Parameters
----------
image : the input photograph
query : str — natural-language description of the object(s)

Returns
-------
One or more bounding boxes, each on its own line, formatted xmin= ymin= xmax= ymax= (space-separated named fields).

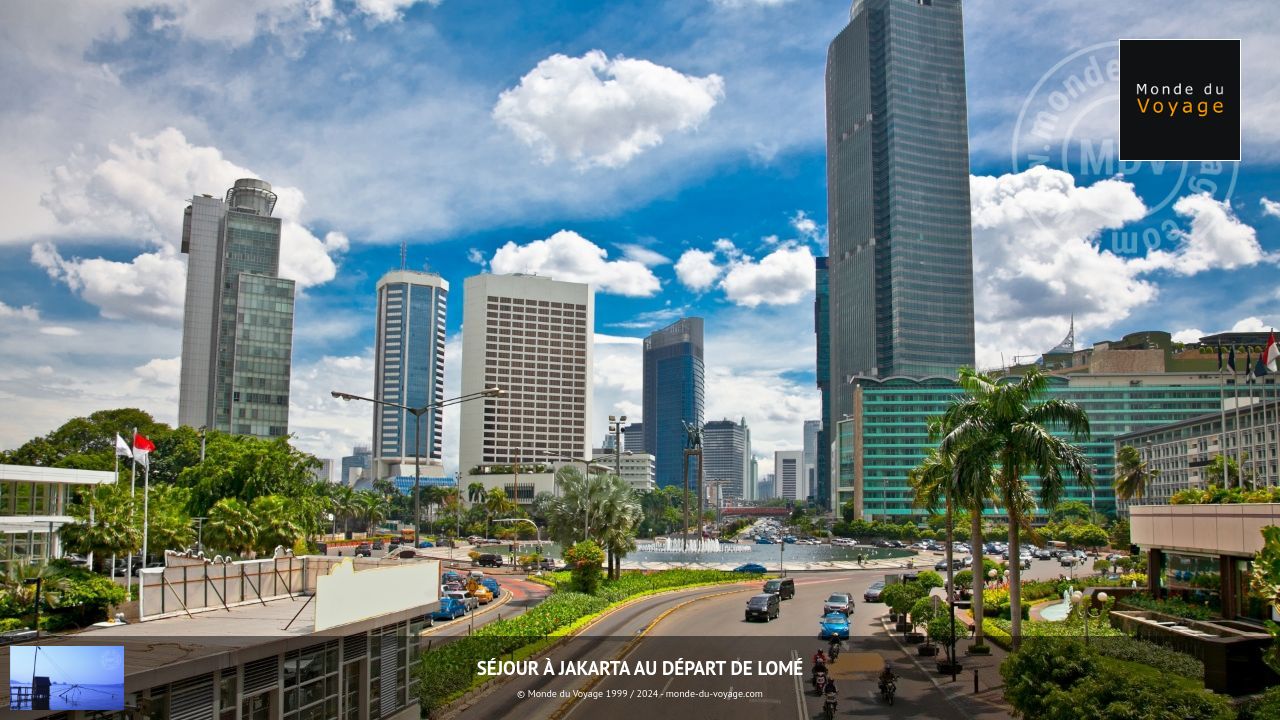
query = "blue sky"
xmin=9 ymin=645 xmax=125 ymax=686
xmin=1 ymin=0 xmax=1279 ymax=476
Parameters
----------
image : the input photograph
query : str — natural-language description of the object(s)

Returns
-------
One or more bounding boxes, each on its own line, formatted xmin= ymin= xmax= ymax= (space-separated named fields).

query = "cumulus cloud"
xmin=489 ymin=230 xmax=660 ymax=296
xmin=1263 ymin=198 xmax=1280 ymax=219
xmin=36 ymin=128 xmax=347 ymax=322
xmin=493 ymin=50 xmax=725 ymax=169
xmin=720 ymin=244 xmax=816 ymax=307
xmin=711 ymin=0 xmax=796 ymax=7
xmin=1171 ymin=328 xmax=1204 ymax=344
xmin=790 ymin=210 xmax=822 ymax=246
xmin=0 ymin=302 xmax=39 ymax=322
xmin=674 ymin=249 xmax=723 ymax=292
xmin=39 ymin=326 xmax=80 ymax=337
xmin=618 ymin=243 xmax=670 ymax=267
xmin=353 ymin=0 xmax=440 ymax=24
xmin=1173 ymin=318 xmax=1273 ymax=346
xmin=466 ymin=248 xmax=487 ymax=267
xmin=1133 ymin=195 xmax=1263 ymax=276
xmin=969 ymin=166 xmax=1152 ymax=367
xmin=134 ymin=356 xmax=180 ymax=384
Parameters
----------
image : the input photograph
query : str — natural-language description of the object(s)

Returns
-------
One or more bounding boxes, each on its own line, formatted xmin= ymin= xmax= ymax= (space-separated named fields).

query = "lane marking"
xmin=791 ymin=649 xmax=806 ymax=720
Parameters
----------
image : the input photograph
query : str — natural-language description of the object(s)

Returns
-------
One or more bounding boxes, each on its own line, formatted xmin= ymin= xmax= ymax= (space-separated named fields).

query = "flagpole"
xmin=142 ymin=460 xmax=150 ymax=578
xmin=1233 ymin=349 xmax=1243 ymax=490
xmin=1219 ymin=344 xmax=1227 ymax=491
xmin=127 ymin=427 xmax=137 ymax=596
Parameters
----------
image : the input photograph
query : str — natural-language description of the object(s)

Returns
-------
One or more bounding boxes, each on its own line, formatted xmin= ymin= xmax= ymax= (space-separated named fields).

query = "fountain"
xmin=1040 ymin=586 xmax=1074 ymax=622
xmin=635 ymin=537 xmax=751 ymax=553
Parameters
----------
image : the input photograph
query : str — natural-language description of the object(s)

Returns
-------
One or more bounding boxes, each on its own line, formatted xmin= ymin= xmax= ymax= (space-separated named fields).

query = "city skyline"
xmin=2 ymin=2 xmax=1280 ymax=480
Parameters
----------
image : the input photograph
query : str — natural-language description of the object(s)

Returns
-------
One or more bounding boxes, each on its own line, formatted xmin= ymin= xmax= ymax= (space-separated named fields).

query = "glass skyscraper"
xmin=373 ymin=270 xmax=449 ymax=467
xmin=643 ymin=318 xmax=705 ymax=489
xmin=703 ymin=418 xmax=751 ymax=501
xmin=815 ymin=256 xmax=832 ymax=508
xmin=179 ymin=179 xmax=295 ymax=439
xmin=824 ymin=0 xmax=976 ymax=433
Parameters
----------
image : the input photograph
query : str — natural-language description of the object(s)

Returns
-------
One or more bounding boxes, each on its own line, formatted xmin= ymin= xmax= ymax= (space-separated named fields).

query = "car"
xmin=1018 ymin=556 xmax=1032 ymax=569
xmin=441 ymin=582 xmax=463 ymax=593
xmin=444 ymin=590 xmax=479 ymax=611
xmin=418 ymin=541 xmax=434 ymax=548
xmin=62 ymin=553 xmax=89 ymax=567
xmin=372 ymin=540 xmax=384 ymax=551
xmin=745 ymin=593 xmax=780 ymax=622
xmin=823 ymin=592 xmax=854 ymax=616
xmin=132 ymin=561 xmax=165 ymax=576
xmin=475 ymin=554 xmax=504 ymax=568
xmin=763 ymin=577 xmax=795 ymax=600
xmin=874 ymin=540 xmax=893 ymax=548
xmin=819 ymin=612 xmax=851 ymax=639
xmin=480 ymin=577 xmax=501 ymax=595
xmin=538 ymin=558 xmax=558 ymax=571
xmin=1035 ymin=549 xmax=1052 ymax=560
xmin=935 ymin=558 xmax=964 ymax=571
xmin=863 ymin=581 xmax=886 ymax=602
xmin=470 ymin=585 xmax=494 ymax=604
xmin=442 ymin=570 xmax=465 ymax=583
xmin=355 ymin=543 xmax=372 ymax=557
xmin=1060 ymin=555 xmax=1080 ymax=567
xmin=733 ymin=563 xmax=768 ymax=574
xmin=432 ymin=597 xmax=467 ymax=621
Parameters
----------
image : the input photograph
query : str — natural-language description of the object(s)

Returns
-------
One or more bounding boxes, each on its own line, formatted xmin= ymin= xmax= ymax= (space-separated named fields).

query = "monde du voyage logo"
xmin=1120 ymin=39 xmax=1241 ymax=162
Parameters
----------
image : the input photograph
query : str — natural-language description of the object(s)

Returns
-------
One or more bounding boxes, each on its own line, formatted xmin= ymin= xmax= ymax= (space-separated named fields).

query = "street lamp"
xmin=607 ymin=415 xmax=627 ymax=479
xmin=1071 ymin=590 xmax=1108 ymax=645
xmin=332 ymin=386 xmax=502 ymax=549
xmin=987 ymin=568 xmax=997 ymax=588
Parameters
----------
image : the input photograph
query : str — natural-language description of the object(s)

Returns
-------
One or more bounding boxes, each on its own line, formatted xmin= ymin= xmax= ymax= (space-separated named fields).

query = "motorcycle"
xmin=828 ymin=640 xmax=841 ymax=661
xmin=823 ymin=690 xmax=838 ymax=720
xmin=879 ymin=676 xmax=896 ymax=706
xmin=813 ymin=669 xmax=828 ymax=694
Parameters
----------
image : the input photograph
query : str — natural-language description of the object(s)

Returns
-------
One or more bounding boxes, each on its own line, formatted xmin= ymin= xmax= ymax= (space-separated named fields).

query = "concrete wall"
xmin=1130 ymin=503 xmax=1280 ymax=556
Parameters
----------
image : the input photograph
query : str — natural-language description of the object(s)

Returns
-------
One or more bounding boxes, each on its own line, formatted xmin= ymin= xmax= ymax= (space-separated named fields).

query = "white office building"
xmin=592 ymin=452 xmax=657 ymax=493
xmin=774 ymin=450 xmax=803 ymax=501
xmin=458 ymin=274 xmax=593 ymax=477
xmin=0 ymin=464 xmax=115 ymax=569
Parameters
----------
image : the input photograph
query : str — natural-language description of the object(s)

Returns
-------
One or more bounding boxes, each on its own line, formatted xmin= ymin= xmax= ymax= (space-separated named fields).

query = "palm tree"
xmin=908 ymin=445 xmax=963 ymax=658
xmin=938 ymin=368 xmax=1093 ymax=648
xmin=467 ymin=481 xmax=487 ymax=506
xmin=595 ymin=475 xmax=641 ymax=579
xmin=205 ymin=498 xmax=258 ymax=557
xmin=330 ymin=484 xmax=357 ymax=536
xmin=1114 ymin=445 xmax=1158 ymax=502
xmin=250 ymin=494 xmax=305 ymax=555
xmin=355 ymin=491 xmax=389 ymax=532
xmin=59 ymin=483 xmax=140 ymax=571
xmin=546 ymin=466 xmax=592 ymax=545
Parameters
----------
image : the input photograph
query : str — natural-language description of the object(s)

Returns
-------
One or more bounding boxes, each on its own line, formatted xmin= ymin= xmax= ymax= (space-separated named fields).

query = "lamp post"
xmin=24 ymin=577 xmax=41 ymax=639
xmin=332 ymin=387 xmax=502 ymax=549
xmin=987 ymin=568 xmax=997 ymax=588
xmin=607 ymin=415 xmax=627 ymax=479
xmin=1071 ymin=590 xmax=1108 ymax=645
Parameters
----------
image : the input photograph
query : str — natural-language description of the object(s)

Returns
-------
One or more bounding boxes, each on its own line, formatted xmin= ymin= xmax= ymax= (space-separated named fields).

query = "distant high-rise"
xmin=341 ymin=444 xmax=372 ymax=486
xmin=748 ymin=457 xmax=759 ymax=502
xmin=458 ymin=274 xmax=593 ymax=474
xmin=622 ymin=422 xmax=645 ymax=453
xmin=178 ymin=178 xmax=295 ymax=438
xmin=824 ymin=0 xmax=976 ymax=430
xmin=775 ymin=450 xmax=803 ymax=501
xmin=643 ymin=318 xmax=705 ymax=489
xmin=703 ymin=418 xmax=751 ymax=501
xmin=373 ymin=270 xmax=448 ymax=476
xmin=815 ymin=257 xmax=831 ymax=508
xmin=803 ymin=420 xmax=821 ymax=501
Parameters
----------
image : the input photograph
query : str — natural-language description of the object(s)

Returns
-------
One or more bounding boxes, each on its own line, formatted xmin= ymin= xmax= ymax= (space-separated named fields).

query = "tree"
xmin=1113 ymin=445 xmax=1157 ymax=502
xmin=563 ymin=540 xmax=605 ymax=594
xmin=1050 ymin=499 xmax=1093 ymax=523
xmin=1068 ymin=523 xmax=1109 ymax=552
xmin=467 ymin=482 xmax=487 ymax=506
xmin=595 ymin=475 xmax=641 ymax=579
xmin=143 ymin=485 xmax=195 ymax=554
xmin=355 ymin=491 xmax=389 ymax=532
xmin=1206 ymin=452 xmax=1254 ymax=488
xmin=1250 ymin=525 xmax=1280 ymax=675
xmin=59 ymin=483 xmax=141 ymax=570
xmin=329 ymin=484 xmax=357 ymax=535
xmin=250 ymin=495 xmax=304 ymax=554
xmin=204 ymin=498 xmax=258 ymax=557
xmin=938 ymin=368 xmax=1093 ymax=648
xmin=1108 ymin=519 xmax=1130 ymax=549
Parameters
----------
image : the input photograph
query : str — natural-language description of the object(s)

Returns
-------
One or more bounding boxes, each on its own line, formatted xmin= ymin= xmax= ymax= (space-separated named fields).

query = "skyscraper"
xmin=622 ymin=422 xmax=645 ymax=453
xmin=643 ymin=318 xmax=705 ymax=489
xmin=815 ymin=256 xmax=832 ymax=508
xmin=803 ymin=419 xmax=821 ymax=501
xmin=703 ymin=418 xmax=751 ymax=501
xmin=178 ymin=178 xmax=295 ymax=439
xmin=340 ymin=444 xmax=372 ymax=487
xmin=458 ymin=274 xmax=593 ymax=474
xmin=774 ymin=450 xmax=803 ymax=501
xmin=372 ymin=270 xmax=449 ymax=478
xmin=824 ymin=0 xmax=976 ymax=423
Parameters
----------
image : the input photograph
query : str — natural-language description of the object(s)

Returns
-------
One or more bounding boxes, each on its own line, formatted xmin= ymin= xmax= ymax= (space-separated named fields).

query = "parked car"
xmin=538 ymin=558 xmax=558 ymax=571
xmin=733 ymin=563 xmax=769 ymax=574
xmin=763 ymin=577 xmax=795 ymax=600
xmin=418 ymin=540 xmax=434 ymax=548
xmin=432 ymin=597 xmax=467 ymax=621
xmin=475 ymin=553 xmax=504 ymax=568
xmin=823 ymin=592 xmax=854 ymax=616
xmin=1060 ymin=555 xmax=1080 ymax=567
xmin=745 ymin=593 xmax=780 ymax=622
xmin=935 ymin=558 xmax=964 ymax=571
xmin=819 ymin=612 xmax=851 ymax=639
xmin=1035 ymin=548 xmax=1053 ymax=560
xmin=355 ymin=543 xmax=372 ymax=557
xmin=444 ymin=590 xmax=478 ymax=611
xmin=863 ymin=581 xmax=886 ymax=603
xmin=132 ymin=561 xmax=165 ymax=576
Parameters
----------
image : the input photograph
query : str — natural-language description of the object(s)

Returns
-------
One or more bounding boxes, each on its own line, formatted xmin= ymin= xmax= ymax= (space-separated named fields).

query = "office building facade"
xmin=774 ymin=450 xmax=803 ymax=502
xmin=814 ymin=256 xmax=832 ymax=509
xmin=803 ymin=419 xmax=821 ymax=502
xmin=839 ymin=374 xmax=1227 ymax=521
xmin=703 ymin=418 xmax=751 ymax=501
xmin=0 ymin=464 xmax=114 ymax=571
xmin=622 ymin=422 xmax=645 ymax=453
xmin=341 ymin=445 xmax=372 ymax=487
xmin=592 ymin=452 xmax=657 ymax=493
xmin=372 ymin=270 xmax=449 ymax=477
xmin=458 ymin=274 xmax=593 ymax=474
xmin=179 ymin=178 xmax=295 ymax=439
xmin=643 ymin=318 xmax=705 ymax=489
xmin=823 ymin=0 xmax=976 ymax=460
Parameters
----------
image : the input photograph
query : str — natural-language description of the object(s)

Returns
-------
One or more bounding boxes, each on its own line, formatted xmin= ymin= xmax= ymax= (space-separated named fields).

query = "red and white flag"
xmin=133 ymin=433 xmax=156 ymax=468
xmin=1265 ymin=330 xmax=1280 ymax=374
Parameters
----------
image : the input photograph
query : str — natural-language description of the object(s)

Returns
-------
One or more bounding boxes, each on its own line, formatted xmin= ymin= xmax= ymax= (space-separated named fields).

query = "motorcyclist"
xmin=827 ymin=635 xmax=842 ymax=659
xmin=812 ymin=649 xmax=828 ymax=672
xmin=819 ymin=675 xmax=838 ymax=695
xmin=878 ymin=663 xmax=897 ymax=692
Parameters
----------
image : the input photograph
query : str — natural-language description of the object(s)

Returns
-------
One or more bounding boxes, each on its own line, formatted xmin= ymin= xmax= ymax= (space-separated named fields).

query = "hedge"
xmin=1117 ymin=592 xmax=1215 ymax=621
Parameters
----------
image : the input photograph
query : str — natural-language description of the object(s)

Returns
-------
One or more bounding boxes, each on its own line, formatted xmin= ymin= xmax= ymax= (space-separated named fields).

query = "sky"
xmin=2 ymin=0 xmax=1279 ymax=477
xmin=9 ymin=645 xmax=125 ymax=686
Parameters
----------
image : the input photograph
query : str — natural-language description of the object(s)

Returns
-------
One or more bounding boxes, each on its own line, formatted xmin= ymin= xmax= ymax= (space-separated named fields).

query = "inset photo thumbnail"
xmin=9 ymin=645 xmax=124 ymax=712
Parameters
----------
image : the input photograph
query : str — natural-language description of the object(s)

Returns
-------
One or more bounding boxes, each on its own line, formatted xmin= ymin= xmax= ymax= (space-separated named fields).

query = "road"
xmin=446 ymin=555 xmax=1092 ymax=720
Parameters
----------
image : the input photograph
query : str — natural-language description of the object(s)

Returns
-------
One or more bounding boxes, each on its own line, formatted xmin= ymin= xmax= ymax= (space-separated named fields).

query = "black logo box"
xmin=1119 ymin=39 xmax=1240 ymax=162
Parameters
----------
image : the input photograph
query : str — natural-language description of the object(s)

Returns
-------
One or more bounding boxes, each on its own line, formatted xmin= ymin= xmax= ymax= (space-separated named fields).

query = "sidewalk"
xmin=881 ymin=605 xmax=1014 ymax=720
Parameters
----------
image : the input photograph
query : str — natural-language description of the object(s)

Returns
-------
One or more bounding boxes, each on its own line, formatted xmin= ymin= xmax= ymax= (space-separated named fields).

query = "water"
xmin=9 ymin=682 xmax=124 ymax=711
xmin=1040 ymin=599 xmax=1072 ymax=622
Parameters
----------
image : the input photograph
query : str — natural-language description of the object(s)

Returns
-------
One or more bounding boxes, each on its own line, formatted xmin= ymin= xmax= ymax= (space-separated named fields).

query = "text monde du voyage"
xmin=1134 ymin=82 xmax=1228 ymax=118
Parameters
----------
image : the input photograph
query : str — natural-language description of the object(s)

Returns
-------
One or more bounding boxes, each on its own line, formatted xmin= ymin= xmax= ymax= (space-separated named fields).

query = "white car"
xmin=445 ymin=590 xmax=479 ymax=611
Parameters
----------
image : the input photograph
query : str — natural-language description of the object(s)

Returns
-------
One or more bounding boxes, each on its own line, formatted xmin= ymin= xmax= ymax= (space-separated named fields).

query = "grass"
xmin=1096 ymin=656 xmax=1201 ymax=691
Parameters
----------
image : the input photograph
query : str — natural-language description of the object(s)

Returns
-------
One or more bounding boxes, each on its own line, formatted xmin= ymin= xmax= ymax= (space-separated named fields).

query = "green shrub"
xmin=909 ymin=597 xmax=936 ymax=630
xmin=1053 ymin=669 xmax=1234 ymax=720
xmin=928 ymin=612 xmax=961 ymax=646
xmin=1238 ymin=685 xmax=1280 ymax=720
xmin=1117 ymin=592 xmax=1215 ymax=621
xmin=1089 ymin=637 xmax=1203 ymax=680
xmin=914 ymin=570 xmax=944 ymax=590
xmin=0 ymin=617 xmax=25 ymax=632
xmin=1001 ymin=639 xmax=1100 ymax=718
